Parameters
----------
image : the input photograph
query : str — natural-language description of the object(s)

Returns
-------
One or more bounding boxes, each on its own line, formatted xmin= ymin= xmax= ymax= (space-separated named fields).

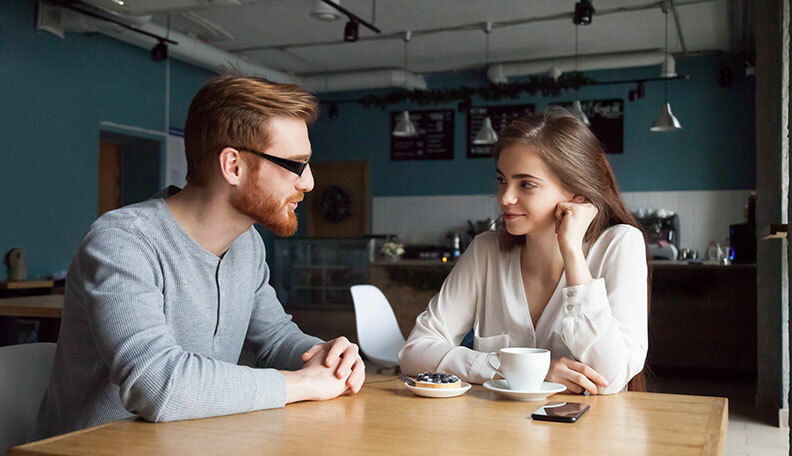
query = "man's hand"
xmin=301 ymin=336 xmax=366 ymax=394
xmin=280 ymin=359 xmax=349 ymax=403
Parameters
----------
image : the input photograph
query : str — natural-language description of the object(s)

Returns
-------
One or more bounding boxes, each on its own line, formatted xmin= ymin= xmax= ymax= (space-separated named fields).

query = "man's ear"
xmin=218 ymin=147 xmax=243 ymax=186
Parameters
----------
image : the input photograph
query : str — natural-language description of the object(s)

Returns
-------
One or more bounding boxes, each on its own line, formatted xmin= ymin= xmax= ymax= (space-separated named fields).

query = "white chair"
xmin=0 ymin=343 xmax=56 ymax=456
xmin=350 ymin=285 xmax=406 ymax=367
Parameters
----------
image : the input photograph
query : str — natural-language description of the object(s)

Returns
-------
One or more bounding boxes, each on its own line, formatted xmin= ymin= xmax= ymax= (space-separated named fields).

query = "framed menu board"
xmin=467 ymin=104 xmax=536 ymax=158
xmin=390 ymin=109 xmax=454 ymax=161
xmin=557 ymin=99 xmax=624 ymax=154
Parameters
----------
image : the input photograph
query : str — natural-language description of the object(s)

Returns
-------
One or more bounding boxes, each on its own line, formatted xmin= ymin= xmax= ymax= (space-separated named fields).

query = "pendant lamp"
xmin=572 ymin=25 xmax=590 ymax=126
xmin=473 ymin=22 xmax=498 ymax=145
xmin=651 ymin=2 xmax=682 ymax=132
xmin=392 ymin=31 xmax=418 ymax=137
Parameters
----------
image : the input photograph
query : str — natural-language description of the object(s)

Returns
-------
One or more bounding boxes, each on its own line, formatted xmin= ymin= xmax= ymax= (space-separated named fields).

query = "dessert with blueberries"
xmin=415 ymin=372 xmax=462 ymax=389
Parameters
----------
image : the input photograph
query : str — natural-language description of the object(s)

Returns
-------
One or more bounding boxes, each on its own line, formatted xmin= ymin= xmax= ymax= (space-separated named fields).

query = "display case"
xmin=272 ymin=238 xmax=370 ymax=310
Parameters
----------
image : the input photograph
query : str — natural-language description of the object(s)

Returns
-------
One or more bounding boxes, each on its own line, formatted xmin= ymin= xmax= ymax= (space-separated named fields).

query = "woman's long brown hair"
xmin=492 ymin=107 xmax=652 ymax=392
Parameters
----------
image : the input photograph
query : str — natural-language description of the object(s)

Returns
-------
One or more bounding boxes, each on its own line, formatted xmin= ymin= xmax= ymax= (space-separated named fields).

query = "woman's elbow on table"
xmin=595 ymin=361 xmax=646 ymax=394
xmin=397 ymin=345 xmax=417 ymax=375
xmin=398 ymin=343 xmax=432 ymax=376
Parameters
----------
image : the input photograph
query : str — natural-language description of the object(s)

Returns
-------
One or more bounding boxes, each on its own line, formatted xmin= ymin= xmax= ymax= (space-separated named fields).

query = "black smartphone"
xmin=531 ymin=402 xmax=590 ymax=423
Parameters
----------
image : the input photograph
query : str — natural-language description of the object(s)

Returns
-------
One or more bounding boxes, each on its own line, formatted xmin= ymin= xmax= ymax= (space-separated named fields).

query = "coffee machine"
xmin=634 ymin=211 xmax=680 ymax=260
xmin=4 ymin=248 xmax=27 ymax=281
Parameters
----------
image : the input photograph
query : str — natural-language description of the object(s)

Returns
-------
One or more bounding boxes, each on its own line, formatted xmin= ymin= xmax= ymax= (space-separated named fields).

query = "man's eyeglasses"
xmin=224 ymin=147 xmax=309 ymax=176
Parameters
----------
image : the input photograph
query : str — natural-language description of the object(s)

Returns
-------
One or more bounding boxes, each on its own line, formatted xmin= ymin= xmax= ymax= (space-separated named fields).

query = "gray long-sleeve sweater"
xmin=30 ymin=194 xmax=321 ymax=441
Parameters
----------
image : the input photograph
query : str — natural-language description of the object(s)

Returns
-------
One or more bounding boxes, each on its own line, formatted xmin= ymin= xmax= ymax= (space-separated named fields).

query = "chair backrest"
xmin=350 ymin=285 xmax=406 ymax=366
xmin=0 ymin=343 xmax=56 ymax=456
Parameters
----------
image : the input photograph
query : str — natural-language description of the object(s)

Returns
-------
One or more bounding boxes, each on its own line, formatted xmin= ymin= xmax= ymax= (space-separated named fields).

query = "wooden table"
xmin=0 ymin=295 xmax=63 ymax=318
xmin=11 ymin=375 xmax=728 ymax=455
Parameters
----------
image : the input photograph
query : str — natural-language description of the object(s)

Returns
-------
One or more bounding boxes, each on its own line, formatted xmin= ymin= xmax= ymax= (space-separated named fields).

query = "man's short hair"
xmin=183 ymin=75 xmax=319 ymax=184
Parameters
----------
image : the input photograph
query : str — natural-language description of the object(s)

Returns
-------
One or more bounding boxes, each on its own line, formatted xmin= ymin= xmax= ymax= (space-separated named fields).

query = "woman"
xmin=398 ymin=108 xmax=649 ymax=394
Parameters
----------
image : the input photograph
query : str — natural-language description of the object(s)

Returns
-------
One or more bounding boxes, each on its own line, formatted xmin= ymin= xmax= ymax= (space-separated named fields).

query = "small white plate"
xmin=404 ymin=381 xmax=472 ymax=398
xmin=483 ymin=380 xmax=566 ymax=401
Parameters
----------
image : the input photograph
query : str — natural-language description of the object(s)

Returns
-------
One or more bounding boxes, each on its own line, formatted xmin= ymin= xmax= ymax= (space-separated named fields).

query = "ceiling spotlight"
xmin=150 ymin=41 xmax=168 ymax=62
xmin=311 ymin=0 xmax=342 ymax=22
xmin=573 ymin=0 xmax=595 ymax=25
xmin=628 ymin=82 xmax=645 ymax=101
xmin=328 ymin=102 xmax=339 ymax=120
xmin=344 ymin=20 xmax=359 ymax=42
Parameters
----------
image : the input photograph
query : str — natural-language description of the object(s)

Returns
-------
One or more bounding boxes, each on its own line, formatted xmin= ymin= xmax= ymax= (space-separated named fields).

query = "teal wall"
xmin=0 ymin=1 xmax=756 ymax=279
xmin=309 ymin=54 xmax=756 ymax=196
xmin=0 ymin=1 xmax=214 ymax=279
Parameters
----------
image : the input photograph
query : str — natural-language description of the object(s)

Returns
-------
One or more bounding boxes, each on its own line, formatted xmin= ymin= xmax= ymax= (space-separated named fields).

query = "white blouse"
xmin=398 ymin=224 xmax=648 ymax=394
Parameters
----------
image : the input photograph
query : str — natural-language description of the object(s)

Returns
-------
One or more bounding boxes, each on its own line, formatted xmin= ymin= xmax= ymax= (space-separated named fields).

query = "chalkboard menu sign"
xmin=557 ymin=99 xmax=624 ymax=154
xmin=390 ymin=109 xmax=454 ymax=161
xmin=467 ymin=104 xmax=535 ymax=158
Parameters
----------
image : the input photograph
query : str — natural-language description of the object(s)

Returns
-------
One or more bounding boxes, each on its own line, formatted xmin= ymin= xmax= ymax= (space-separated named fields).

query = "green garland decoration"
xmin=359 ymin=72 xmax=596 ymax=108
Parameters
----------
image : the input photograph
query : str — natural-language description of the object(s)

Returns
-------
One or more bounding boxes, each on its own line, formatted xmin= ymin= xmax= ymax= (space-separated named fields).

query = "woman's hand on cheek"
xmin=555 ymin=198 xmax=598 ymax=256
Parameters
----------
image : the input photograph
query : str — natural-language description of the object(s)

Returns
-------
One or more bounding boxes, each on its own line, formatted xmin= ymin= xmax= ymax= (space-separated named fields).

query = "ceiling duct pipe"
xmin=102 ymin=20 xmax=426 ymax=91
xmin=487 ymin=49 xmax=669 ymax=83
xmin=98 ymin=21 xmax=299 ymax=83
xmin=37 ymin=1 xmax=296 ymax=83
xmin=301 ymin=69 xmax=427 ymax=93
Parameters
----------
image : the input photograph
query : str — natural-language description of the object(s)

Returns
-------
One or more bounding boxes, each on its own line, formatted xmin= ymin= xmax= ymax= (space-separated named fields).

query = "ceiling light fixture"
xmin=328 ymin=102 xmax=340 ymax=120
xmin=473 ymin=22 xmax=498 ymax=145
xmin=344 ymin=20 xmax=359 ymax=42
xmin=150 ymin=40 xmax=168 ymax=61
xmin=311 ymin=0 xmax=342 ymax=22
xmin=628 ymin=81 xmax=645 ymax=101
xmin=315 ymin=0 xmax=381 ymax=43
xmin=651 ymin=1 xmax=682 ymax=132
xmin=547 ymin=66 xmax=563 ymax=82
xmin=393 ymin=31 xmax=419 ymax=137
xmin=573 ymin=0 xmax=595 ymax=25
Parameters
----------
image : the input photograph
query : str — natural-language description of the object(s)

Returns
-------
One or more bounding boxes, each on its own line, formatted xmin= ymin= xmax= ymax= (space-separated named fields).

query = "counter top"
xmin=371 ymin=259 xmax=755 ymax=268
xmin=651 ymin=260 xmax=756 ymax=268
xmin=372 ymin=259 xmax=754 ymax=268
xmin=370 ymin=259 xmax=457 ymax=267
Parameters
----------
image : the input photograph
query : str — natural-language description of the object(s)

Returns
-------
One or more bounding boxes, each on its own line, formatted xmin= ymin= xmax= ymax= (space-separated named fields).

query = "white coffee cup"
xmin=486 ymin=347 xmax=550 ymax=391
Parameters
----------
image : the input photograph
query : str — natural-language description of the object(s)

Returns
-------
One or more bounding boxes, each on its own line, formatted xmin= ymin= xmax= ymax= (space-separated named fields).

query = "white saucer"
xmin=483 ymin=380 xmax=566 ymax=401
xmin=405 ymin=381 xmax=472 ymax=398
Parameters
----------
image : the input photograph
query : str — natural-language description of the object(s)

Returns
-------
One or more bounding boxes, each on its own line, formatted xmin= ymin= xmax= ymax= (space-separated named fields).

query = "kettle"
xmin=4 ymin=248 xmax=27 ymax=281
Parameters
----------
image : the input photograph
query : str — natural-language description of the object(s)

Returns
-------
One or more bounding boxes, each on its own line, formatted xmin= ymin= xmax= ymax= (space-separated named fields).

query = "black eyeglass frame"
xmin=221 ymin=147 xmax=308 ymax=176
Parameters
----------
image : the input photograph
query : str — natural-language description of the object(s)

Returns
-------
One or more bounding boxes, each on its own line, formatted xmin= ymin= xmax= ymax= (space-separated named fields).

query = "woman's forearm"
xmin=561 ymin=247 xmax=593 ymax=286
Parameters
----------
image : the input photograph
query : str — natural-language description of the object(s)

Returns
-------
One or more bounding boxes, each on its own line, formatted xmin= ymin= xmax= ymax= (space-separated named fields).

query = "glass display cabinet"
xmin=272 ymin=238 xmax=370 ymax=310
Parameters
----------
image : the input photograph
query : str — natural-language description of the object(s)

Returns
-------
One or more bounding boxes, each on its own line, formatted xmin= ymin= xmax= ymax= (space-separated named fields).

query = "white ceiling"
xmin=92 ymin=0 xmax=739 ymax=76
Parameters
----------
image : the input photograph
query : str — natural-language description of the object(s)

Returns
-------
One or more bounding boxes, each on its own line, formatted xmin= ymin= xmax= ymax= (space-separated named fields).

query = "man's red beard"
xmin=231 ymin=172 xmax=301 ymax=237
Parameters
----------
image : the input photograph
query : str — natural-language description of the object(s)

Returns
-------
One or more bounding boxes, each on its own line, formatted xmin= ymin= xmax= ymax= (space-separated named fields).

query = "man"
xmin=30 ymin=75 xmax=365 ymax=440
